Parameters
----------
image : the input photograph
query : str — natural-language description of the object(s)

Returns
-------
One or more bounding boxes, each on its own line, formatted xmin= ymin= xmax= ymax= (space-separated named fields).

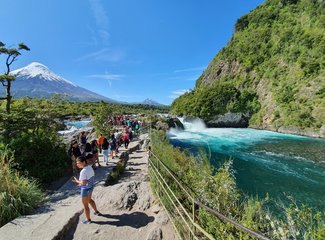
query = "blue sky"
xmin=0 ymin=0 xmax=265 ymax=105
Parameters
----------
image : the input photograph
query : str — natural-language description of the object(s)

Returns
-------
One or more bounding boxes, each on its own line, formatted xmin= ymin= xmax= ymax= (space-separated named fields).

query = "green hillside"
xmin=171 ymin=0 xmax=325 ymax=137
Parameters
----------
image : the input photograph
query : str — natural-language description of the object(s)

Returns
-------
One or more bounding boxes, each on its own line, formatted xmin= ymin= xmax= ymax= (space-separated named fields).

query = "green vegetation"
xmin=171 ymin=0 xmax=325 ymax=132
xmin=150 ymin=130 xmax=325 ymax=239
xmin=171 ymin=80 xmax=260 ymax=119
xmin=0 ymin=148 xmax=45 ymax=227
xmin=17 ymin=95 xmax=170 ymax=118
xmin=0 ymin=41 xmax=30 ymax=114
xmin=105 ymin=158 xmax=127 ymax=185
xmin=0 ymin=98 xmax=71 ymax=184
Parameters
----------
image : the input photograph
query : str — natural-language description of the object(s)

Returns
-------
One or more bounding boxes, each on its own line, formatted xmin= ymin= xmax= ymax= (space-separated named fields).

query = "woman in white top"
xmin=72 ymin=156 xmax=100 ymax=224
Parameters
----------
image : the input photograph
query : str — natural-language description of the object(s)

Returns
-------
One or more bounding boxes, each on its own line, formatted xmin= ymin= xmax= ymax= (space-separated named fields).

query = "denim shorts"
xmin=81 ymin=187 xmax=93 ymax=197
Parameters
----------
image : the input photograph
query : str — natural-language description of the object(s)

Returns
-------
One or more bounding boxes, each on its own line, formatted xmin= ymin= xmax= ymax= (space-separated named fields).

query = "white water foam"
xmin=58 ymin=126 xmax=78 ymax=135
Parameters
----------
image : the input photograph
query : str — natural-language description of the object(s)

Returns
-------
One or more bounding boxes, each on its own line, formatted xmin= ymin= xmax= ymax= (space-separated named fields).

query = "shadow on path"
xmin=127 ymin=162 xmax=146 ymax=166
xmin=92 ymin=212 xmax=154 ymax=228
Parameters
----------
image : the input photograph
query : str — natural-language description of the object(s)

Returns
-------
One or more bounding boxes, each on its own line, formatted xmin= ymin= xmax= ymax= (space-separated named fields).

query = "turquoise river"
xmin=168 ymin=119 xmax=325 ymax=211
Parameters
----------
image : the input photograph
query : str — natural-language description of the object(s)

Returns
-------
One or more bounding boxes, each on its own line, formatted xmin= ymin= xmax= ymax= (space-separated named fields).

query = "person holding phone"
xmin=72 ymin=156 xmax=100 ymax=224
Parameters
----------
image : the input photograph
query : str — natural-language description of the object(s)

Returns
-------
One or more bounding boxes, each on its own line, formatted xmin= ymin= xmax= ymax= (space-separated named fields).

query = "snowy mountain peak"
xmin=7 ymin=62 xmax=118 ymax=103
xmin=11 ymin=62 xmax=76 ymax=86
xmin=27 ymin=62 xmax=49 ymax=70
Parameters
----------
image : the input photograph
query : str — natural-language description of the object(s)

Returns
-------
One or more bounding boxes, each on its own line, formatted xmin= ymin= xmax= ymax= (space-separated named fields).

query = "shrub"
xmin=9 ymin=132 xmax=70 ymax=184
xmin=0 ymin=148 xmax=45 ymax=227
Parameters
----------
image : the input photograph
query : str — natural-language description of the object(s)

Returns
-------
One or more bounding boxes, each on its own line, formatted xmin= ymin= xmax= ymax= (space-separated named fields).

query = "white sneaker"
xmin=81 ymin=219 xmax=91 ymax=224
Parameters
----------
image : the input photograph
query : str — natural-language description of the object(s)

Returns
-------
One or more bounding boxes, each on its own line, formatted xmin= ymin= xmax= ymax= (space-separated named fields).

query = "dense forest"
xmin=171 ymin=0 xmax=324 ymax=136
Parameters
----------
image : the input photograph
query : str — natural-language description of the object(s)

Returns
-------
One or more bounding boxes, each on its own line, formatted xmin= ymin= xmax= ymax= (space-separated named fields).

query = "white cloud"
xmin=87 ymin=73 xmax=124 ymax=81
xmin=89 ymin=0 xmax=110 ymax=44
xmin=168 ymin=89 xmax=191 ymax=99
xmin=87 ymin=72 xmax=124 ymax=88
xmin=76 ymin=48 xmax=125 ymax=62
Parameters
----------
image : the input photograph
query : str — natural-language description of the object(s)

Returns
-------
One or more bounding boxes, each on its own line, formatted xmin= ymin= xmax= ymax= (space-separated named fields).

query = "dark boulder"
xmin=206 ymin=112 xmax=250 ymax=128
xmin=166 ymin=117 xmax=184 ymax=130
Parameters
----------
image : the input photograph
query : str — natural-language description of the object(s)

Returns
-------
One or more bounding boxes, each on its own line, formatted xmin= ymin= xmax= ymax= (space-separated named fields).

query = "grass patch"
xmin=0 ymin=148 xmax=45 ymax=227
xmin=105 ymin=159 xmax=127 ymax=186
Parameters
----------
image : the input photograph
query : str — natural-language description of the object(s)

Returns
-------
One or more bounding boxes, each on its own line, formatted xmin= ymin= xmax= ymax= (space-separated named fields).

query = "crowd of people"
xmin=68 ymin=118 xmax=144 ymax=172
xmin=68 ymin=117 xmax=145 ymax=224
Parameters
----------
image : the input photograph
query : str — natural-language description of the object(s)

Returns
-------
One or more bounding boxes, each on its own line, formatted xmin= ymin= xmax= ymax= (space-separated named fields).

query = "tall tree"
xmin=0 ymin=41 xmax=30 ymax=113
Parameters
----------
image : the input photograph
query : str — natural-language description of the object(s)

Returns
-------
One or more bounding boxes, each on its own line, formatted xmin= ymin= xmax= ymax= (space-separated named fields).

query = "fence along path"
xmin=149 ymin=151 xmax=270 ymax=240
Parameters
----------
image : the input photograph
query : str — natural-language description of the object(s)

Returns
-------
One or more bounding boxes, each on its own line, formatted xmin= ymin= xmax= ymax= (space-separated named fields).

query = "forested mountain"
xmin=171 ymin=0 xmax=324 ymax=137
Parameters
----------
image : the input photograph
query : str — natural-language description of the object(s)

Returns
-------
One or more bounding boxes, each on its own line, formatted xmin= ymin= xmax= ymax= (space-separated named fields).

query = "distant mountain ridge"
xmin=136 ymin=98 xmax=165 ymax=106
xmin=8 ymin=62 xmax=118 ymax=102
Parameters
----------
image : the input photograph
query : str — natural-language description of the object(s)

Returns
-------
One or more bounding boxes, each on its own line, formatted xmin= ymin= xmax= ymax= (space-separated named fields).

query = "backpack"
xmin=109 ymin=138 xmax=116 ymax=147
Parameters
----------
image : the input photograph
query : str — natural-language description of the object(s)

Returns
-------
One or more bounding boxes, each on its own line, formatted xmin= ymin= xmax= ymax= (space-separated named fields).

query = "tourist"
xmin=72 ymin=156 xmax=100 ymax=224
xmin=84 ymin=142 xmax=95 ymax=167
xmin=109 ymin=134 xmax=117 ymax=159
xmin=115 ymin=130 xmax=121 ymax=154
xmin=123 ymin=131 xmax=130 ymax=149
xmin=97 ymin=134 xmax=104 ymax=153
xmin=91 ymin=139 xmax=101 ymax=167
xmin=79 ymin=131 xmax=87 ymax=154
xmin=135 ymin=120 xmax=140 ymax=135
xmin=84 ymin=142 xmax=92 ymax=157
xmin=68 ymin=140 xmax=82 ymax=176
xmin=102 ymin=138 xmax=110 ymax=166
xmin=128 ymin=126 xmax=133 ymax=141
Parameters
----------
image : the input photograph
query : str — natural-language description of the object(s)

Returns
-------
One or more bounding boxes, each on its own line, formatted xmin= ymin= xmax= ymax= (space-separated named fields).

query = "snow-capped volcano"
xmin=11 ymin=62 xmax=76 ymax=86
xmin=7 ymin=62 xmax=117 ymax=102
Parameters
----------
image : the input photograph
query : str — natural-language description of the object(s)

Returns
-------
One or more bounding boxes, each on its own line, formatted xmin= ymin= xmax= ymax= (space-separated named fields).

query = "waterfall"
xmin=177 ymin=117 xmax=206 ymax=132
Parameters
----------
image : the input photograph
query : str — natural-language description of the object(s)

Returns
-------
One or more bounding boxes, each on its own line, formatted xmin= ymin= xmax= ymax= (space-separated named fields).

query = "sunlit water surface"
xmin=168 ymin=119 xmax=325 ymax=211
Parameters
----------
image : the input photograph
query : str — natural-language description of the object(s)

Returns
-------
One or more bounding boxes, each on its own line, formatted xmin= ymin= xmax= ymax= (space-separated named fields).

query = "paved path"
xmin=66 ymin=145 xmax=176 ymax=240
xmin=0 ymin=136 xmax=176 ymax=240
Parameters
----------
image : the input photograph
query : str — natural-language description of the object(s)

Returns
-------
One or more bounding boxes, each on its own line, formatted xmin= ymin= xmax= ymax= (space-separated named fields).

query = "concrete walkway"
xmin=0 ymin=136 xmax=176 ymax=240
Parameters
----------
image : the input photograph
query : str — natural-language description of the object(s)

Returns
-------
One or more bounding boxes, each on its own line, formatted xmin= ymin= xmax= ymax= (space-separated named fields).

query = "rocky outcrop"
xmin=147 ymin=227 xmax=163 ymax=240
xmin=251 ymin=125 xmax=325 ymax=139
xmin=166 ymin=117 xmax=184 ymax=130
xmin=155 ymin=117 xmax=184 ymax=131
xmin=108 ymin=181 xmax=152 ymax=211
xmin=199 ymin=60 xmax=243 ymax=87
xmin=155 ymin=121 xmax=169 ymax=131
xmin=320 ymin=125 xmax=325 ymax=138
xmin=277 ymin=126 xmax=324 ymax=138
xmin=205 ymin=112 xmax=250 ymax=128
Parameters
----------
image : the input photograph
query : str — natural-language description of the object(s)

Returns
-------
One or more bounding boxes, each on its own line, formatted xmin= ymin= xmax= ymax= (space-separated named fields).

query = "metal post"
xmin=157 ymin=156 xmax=160 ymax=197
xmin=192 ymin=198 xmax=196 ymax=239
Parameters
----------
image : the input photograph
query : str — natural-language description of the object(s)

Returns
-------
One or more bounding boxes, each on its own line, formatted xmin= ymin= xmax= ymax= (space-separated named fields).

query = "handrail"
xmin=150 ymin=152 xmax=195 ymax=200
xmin=149 ymin=150 xmax=270 ymax=240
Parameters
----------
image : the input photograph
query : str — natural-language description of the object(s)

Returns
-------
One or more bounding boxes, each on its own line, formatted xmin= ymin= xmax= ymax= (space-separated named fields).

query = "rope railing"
xmin=148 ymin=151 xmax=270 ymax=240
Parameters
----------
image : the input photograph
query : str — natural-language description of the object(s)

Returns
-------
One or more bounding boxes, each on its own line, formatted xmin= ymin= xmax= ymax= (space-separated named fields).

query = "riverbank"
xmin=251 ymin=125 xmax=325 ymax=139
